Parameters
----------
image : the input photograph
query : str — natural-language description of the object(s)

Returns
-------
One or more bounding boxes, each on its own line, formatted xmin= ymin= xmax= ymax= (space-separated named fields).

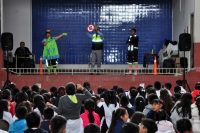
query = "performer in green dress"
xmin=42 ymin=30 xmax=67 ymax=72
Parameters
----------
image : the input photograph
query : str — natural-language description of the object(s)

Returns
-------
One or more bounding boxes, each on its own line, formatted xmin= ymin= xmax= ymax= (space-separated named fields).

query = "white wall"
xmin=194 ymin=0 xmax=200 ymax=42
xmin=172 ymin=0 xmax=195 ymax=40
xmin=2 ymin=0 xmax=32 ymax=52
xmin=172 ymin=0 xmax=195 ymax=68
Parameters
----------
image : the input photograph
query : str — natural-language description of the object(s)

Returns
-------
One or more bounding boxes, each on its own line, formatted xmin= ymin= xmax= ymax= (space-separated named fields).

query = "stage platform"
xmin=57 ymin=64 xmax=144 ymax=69
xmin=4 ymin=64 xmax=185 ymax=76
xmin=0 ymin=64 xmax=199 ymax=92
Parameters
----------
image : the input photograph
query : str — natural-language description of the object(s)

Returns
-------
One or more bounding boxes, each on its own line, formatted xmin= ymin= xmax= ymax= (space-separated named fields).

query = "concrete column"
xmin=194 ymin=0 xmax=200 ymax=42
xmin=194 ymin=0 xmax=200 ymax=67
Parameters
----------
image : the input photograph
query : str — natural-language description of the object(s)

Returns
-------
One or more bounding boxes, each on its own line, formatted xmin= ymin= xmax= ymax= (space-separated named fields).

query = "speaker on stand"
xmin=1 ymin=32 xmax=13 ymax=89
xmin=178 ymin=33 xmax=191 ymax=92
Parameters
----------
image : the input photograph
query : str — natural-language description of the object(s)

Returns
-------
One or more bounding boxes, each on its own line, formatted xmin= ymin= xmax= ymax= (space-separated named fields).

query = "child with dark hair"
xmin=83 ymin=81 xmax=93 ymax=94
xmin=116 ymin=88 xmax=125 ymax=96
xmin=21 ymin=86 xmax=30 ymax=93
xmin=129 ymin=87 xmax=138 ymax=106
xmin=1 ymin=89 xmax=15 ymax=116
xmin=40 ymin=89 xmax=48 ymax=95
xmin=160 ymin=89 xmax=174 ymax=116
xmin=1 ymin=89 xmax=11 ymax=100
xmin=145 ymin=84 xmax=156 ymax=96
xmin=15 ymin=92 xmax=29 ymax=108
xmin=54 ymin=86 xmax=66 ymax=106
xmin=42 ymin=93 xmax=51 ymax=103
xmin=40 ymin=108 xmax=54 ymax=132
xmin=146 ymin=99 xmax=164 ymax=120
xmin=170 ymin=93 xmax=192 ymax=126
xmin=98 ymin=90 xmax=119 ymax=132
xmin=50 ymin=115 xmax=66 ymax=133
xmin=120 ymin=95 xmax=135 ymax=117
xmin=137 ymin=86 xmax=146 ymax=98
xmin=130 ymin=111 xmax=145 ymax=125
xmin=176 ymin=80 xmax=187 ymax=94
xmin=108 ymin=107 xmax=129 ymax=133
xmin=11 ymin=87 xmax=20 ymax=102
xmin=135 ymin=96 xmax=145 ymax=112
xmin=164 ymin=83 xmax=172 ymax=96
xmin=191 ymin=95 xmax=200 ymax=132
xmin=49 ymin=86 xmax=58 ymax=106
xmin=14 ymin=101 xmax=32 ymax=121
xmin=84 ymin=123 xmax=100 ymax=133
xmin=154 ymin=81 xmax=161 ymax=97
xmin=146 ymin=87 xmax=156 ymax=96
xmin=25 ymin=112 xmax=48 ymax=133
xmin=174 ymin=86 xmax=182 ymax=94
xmin=176 ymin=119 xmax=192 ymax=133
xmin=31 ymin=84 xmax=40 ymax=92
xmin=80 ymin=99 xmax=100 ymax=127
xmin=0 ymin=99 xmax=13 ymax=125
xmin=97 ymin=87 xmax=104 ymax=96
xmin=9 ymin=106 xmax=28 ymax=133
xmin=50 ymin=86 xmax=57 ymax=96
xmin=143 ymin=94 xmax=158 ymax=116
xmin=155 ymin=110 xmax=175 ymax=133
xmin=121 ymin=122 xmax=139 ymax=133
xmin=58 ymin=86 xmax=66 ymax=96
xmin=33 ymin=94 xmax=46 ymax=120
xmin=139 ymin=118 xmax=158 ymax=133
xmin=0 ymin=119 xmax=9 ymax=132
xmin=173 ymin=93 xmax=182 ymax=102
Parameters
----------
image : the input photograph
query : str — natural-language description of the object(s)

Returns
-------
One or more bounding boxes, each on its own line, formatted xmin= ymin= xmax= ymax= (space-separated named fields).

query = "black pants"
xmin=16 ymin=58 xmax=35 ymax=68
xmin=127 ymin=49 xmax=138 ymax=63
xmin=47 ymin=59 xmax=57 ymax=66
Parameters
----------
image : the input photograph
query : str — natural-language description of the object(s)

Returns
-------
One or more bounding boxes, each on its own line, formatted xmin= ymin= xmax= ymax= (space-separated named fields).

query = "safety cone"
xmin=134 ymin=63 xmax=138 ymax=75
xmin=129 ymin=64 xmax=132 ymax=74
xmin=39 ymin=57 xmax=43 ymax=75
xmin=154 ymin=56 xmax=157 ymax=75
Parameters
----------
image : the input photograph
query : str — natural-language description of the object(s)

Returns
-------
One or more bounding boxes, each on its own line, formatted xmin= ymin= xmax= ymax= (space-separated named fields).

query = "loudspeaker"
xmin=179 ymin=33 xmax=191 ymax=51
xmin=180 ymin=57 xmax=188 ymax=68
xmin=163 ymin=59 xmax=175 ymax=73
xmin=163 ymin=59 xmax=175 ymax=68
xmin=1 ymin=32 xmax=13 ymax=51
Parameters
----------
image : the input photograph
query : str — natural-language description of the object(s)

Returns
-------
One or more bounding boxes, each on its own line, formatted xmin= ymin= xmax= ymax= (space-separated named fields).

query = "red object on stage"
xmin=39 ymin=57 xmax=43 ymax=75
xmin=154 ymin=56 xmax=157 ymax=75
xmin=87 ymin=24 xmax=94 ymax=32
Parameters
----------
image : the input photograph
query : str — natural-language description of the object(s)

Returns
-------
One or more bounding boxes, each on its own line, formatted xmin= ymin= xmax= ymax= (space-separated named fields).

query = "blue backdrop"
xmin=32 ymin=0 xmax=172 ymax=64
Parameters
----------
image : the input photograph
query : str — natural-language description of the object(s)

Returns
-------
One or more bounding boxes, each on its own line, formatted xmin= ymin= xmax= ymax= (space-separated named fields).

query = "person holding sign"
xmin=87 ymin=25 xmax=104 ymax=68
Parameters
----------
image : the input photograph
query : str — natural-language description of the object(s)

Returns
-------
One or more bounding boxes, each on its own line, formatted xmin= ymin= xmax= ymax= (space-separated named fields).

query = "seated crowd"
xmin=0 ymin=80 xmax=199 ymax=133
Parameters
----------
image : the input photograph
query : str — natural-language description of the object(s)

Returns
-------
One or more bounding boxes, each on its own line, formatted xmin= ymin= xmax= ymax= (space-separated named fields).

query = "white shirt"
xmin=0 ymin=129 xmax=8 ymax=133
xmin=3 ymin=111 xmax=13 ymax=125
xmin=191 ymin=103 xmax=200 ymax=133
xmin=102 ymin=102 xmax=119 ymax=127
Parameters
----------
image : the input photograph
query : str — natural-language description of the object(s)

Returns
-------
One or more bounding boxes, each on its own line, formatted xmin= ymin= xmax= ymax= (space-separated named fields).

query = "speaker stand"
xmin=182 ymin=50 xmax=191 ymax=92
xmin=2 ymin=50 xmax=11 ymax=89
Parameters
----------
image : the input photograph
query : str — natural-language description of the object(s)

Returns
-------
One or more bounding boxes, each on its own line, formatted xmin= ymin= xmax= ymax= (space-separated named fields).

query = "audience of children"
xmin=0 ymin=80 xmax=199 ymax=133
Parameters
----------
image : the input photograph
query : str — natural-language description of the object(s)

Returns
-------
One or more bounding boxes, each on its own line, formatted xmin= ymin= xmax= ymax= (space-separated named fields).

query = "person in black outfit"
xmin=15 ymin=42 xmax=31 ymax=57
xmin=14 ymin=41 xmax=33 ymax=68
xmin=40 ymin=108 xmax=54 ymax=132
xmin=127 ymin=28 xmax=139 ymax=64
xmin=25 ymin=112 xmax=48 ymax=133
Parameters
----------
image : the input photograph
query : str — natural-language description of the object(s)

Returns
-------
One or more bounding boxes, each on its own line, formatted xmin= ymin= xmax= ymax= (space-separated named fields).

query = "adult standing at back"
xmin=47 ymin=83 xmax=92 ymax=133
xmin=87 ymin=25 xmax=104 ymax=68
